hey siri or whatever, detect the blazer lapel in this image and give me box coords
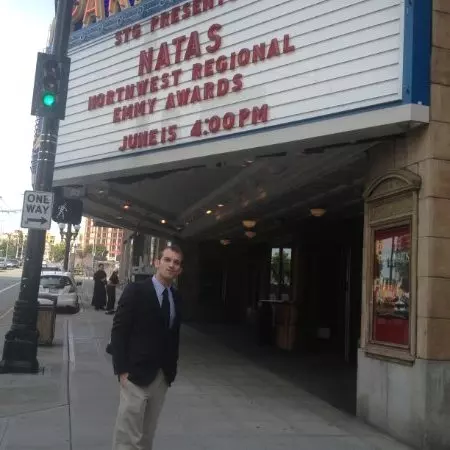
[143,278,181,326]
[171,287,181,326]
[143,278,163,315]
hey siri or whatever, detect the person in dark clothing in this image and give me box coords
[92,263,107,310]
[110,245,183,450]
[106,269,119,314]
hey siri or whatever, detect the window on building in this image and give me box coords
[269,247,292,302]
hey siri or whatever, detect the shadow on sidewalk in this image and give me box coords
[189,322,357,415]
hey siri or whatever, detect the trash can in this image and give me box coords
[37,297,57,346]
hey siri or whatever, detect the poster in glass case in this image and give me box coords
[372,225,411,346]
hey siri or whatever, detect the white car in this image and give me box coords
[0,259,6,270]
[42,265,62,272]
[38,271,81,313]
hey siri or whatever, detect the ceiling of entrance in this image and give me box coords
[80,140,378,240]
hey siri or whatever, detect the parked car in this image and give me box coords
[6,259,20,268]
[38,271,81,313]
[0,259,7,270]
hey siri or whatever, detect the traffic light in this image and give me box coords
[31,52,71,120]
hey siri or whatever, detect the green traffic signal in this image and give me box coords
[31,52,71,119]
[42,92,56,107]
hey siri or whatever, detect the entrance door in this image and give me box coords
[299,217,362,362]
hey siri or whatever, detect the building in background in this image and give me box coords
[43,233,56,263]
[82,217,124,261]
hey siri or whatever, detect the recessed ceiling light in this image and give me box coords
[242,220,257,229]
[161,219,166,224]
[310,208,326,217]
[217,204,224,208]
[123,204,130,210]
[206,210,213,215]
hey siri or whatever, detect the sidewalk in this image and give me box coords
[0,318,70,450]
[0,284,414,450]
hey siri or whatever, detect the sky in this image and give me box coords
[0,1,56,235]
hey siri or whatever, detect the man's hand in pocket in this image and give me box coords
[119,373,129,387]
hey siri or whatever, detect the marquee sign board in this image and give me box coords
[55,0,430,173]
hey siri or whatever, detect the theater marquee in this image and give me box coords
[56,0,428,172]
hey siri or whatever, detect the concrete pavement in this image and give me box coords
[0,318,70,450]
[0,282,414,450]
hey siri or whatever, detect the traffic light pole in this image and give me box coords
[0,0,74,374]
[63,224,72,271]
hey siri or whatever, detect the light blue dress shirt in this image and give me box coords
[152,276,176,328]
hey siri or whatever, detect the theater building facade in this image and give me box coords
[48,0,450,448]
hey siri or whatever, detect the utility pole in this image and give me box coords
[0,0,73,374]
[58,223,80,271]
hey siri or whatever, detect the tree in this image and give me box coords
[0,231,25,259]
[82,243,108,260]
[82,244,93,258]
[93,244,108,261]
[270,249,292,299]
[17,232,27,259]
[50,243,66,262]
[270,249,292,285]
[0,239,8,258]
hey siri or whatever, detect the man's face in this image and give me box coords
[155,249,182,283]
[99,264,104,270]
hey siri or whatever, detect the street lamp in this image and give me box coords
[59,223,80,271]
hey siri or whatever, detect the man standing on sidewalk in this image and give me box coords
[110,245,183,450]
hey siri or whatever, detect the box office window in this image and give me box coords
[372,225,411,347]
[270,247,292,301]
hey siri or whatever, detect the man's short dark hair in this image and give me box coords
[158,244,183,261]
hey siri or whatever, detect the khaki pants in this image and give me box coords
[112,371,168,450]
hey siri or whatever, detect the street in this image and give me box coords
[0,269,21,325]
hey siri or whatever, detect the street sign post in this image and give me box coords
[20,190,53,230]
[0,0,74,375]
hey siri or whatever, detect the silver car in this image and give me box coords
[38,271,81,313]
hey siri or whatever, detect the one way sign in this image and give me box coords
[20,190,54,231]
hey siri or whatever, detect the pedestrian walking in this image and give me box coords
[110,245,183,450]
[92,263,107,310]
[105,269,120,314]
